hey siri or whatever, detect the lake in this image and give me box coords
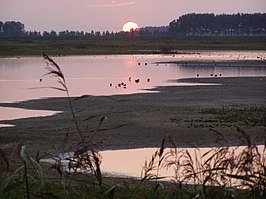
[1,51,266,103]
[0,51,266,126]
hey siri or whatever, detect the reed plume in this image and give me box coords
[42,53,82,141]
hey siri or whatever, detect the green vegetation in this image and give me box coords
[200,105,266,127]
[169,105,266,129]
[1,36,266,56]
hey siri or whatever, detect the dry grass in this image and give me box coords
[141,130,266,198]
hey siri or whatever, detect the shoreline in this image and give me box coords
[1,37,266,57]
[0,76,265,153]
[156,59,266,67]
[1,49,266,58]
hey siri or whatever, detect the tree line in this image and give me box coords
[0,21,25,37]
[0,21,120,38]
[0,21,168,38]
[1,13,266,38]
[169,13,266,36]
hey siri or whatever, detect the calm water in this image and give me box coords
[41,145,265,182]
[1,52,266,103]
[0,106,61,127]
[0,51,266,126]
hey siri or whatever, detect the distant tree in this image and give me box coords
[69,31,76,37]
[25,30,41,37]
[43,31,50,37]
[95,31,101,37]
[169,13,266,36]
[140,26,169,36]
[50,30,57,37]
[110,31,115,37]
[0,21,3,35]
[105,30,110,36]
[85,32,91,37]
[79,31,84,37]
[1,21,25,37]
[58,31,67,37]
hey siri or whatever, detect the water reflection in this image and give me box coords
[1,52,266,124]
[0,106,61,127]
[104,145,265,189]
[41,145,265,183]
[174,65,266,78]
[0,124,14,128]
[1,52,266,103]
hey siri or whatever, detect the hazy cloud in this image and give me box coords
[85,0,136,8]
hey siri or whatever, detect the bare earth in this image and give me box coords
[0,76,266,154]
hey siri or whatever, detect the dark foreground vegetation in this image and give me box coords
[1,36,266,56]
[0,133,265,199]
[0,55,265,199]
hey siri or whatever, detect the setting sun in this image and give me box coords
[122,22,139,32]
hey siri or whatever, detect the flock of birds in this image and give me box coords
[110,76,151,89]
[109,62,151,89]
[108,53,266,89]
[257,56,266,62]
[196,73,222,77]
[38,53,265,86]
[195,54,265,78]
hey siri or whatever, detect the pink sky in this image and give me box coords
[1,0,266,32]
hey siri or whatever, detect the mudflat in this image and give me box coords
[0,75,265,154]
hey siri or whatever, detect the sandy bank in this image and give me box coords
[0,76,265,154]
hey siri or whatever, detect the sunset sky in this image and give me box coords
[1,0,266,32]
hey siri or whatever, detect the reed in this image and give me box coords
[141,130,266,198]
[42,53,83,141]
[42,53,105,190]
[0,54,106,198]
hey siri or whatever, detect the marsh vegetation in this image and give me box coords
[1,36,266,56]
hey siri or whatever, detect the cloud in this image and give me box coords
[85,0,136,8]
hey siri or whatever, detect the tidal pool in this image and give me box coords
[41,145,265,185]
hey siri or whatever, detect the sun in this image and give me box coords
[122,22,139,32]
